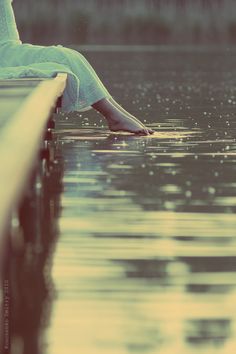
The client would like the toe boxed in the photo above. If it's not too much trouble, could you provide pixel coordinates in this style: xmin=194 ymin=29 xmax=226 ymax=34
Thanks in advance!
xmin=144 ymin=127 xmax=151 ymax=134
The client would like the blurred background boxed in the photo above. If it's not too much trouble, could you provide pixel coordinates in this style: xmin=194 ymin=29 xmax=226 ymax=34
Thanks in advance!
xmin=14 ymin=0 xmax=236 ymax=45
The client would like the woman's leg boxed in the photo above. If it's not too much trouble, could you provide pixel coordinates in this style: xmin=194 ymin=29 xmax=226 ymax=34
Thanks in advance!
xmin=60 ymin=48 xmax=154 ymax=135
xmin=52 ymin=48 xmax=154 ymax=135
xmin=108 ymin=96 xmax=154 ymax=132
xmin=92 ymin=98 xmax=154 ymax=135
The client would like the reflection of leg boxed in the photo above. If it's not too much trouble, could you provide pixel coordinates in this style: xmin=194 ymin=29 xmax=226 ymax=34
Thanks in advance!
xmin=92 ymin=98 xmax=154 ymax=135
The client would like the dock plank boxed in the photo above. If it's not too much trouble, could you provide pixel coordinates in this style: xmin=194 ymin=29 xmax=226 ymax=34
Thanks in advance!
xmin=0 ymin=73 xmax=67 ymax=239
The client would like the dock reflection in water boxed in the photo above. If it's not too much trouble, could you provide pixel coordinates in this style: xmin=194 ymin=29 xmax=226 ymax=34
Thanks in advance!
xmin=10 ymin=48 xmax=236 ymax=354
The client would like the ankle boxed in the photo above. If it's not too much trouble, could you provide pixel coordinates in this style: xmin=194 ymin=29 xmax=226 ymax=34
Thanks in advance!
xmin=92 ymin=98 xmax=116 ymax=119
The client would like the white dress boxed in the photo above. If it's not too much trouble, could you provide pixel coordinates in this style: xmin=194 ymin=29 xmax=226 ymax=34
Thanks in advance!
xmin=0 ymin=0 xmax=111 ymax=112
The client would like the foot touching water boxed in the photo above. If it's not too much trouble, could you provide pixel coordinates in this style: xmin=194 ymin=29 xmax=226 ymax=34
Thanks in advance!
xmin=92 ymin=98 xmax=155 ymax=136
xmin=107 ymin=111 xmax=155 ymax=135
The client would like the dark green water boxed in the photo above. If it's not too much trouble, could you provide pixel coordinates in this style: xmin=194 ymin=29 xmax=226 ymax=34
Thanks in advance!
xmin=8 ymin=47 xmax=236 ymax=354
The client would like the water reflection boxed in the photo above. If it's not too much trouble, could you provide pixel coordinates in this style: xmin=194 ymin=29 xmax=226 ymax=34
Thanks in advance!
xmin=46 ymin=126 xmax=236 ymax=353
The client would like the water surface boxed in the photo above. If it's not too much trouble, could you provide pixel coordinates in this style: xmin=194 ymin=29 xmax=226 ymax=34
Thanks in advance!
xmin=9 ymin=46 xmax=236 ymax=354
xmin=48 ymin=46 xmax=236 ymax=354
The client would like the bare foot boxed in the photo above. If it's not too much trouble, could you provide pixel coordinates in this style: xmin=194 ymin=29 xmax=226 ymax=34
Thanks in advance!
xmin=92 ymin=97 xmax=155 ymax=135
xmin=107 ymin=111 xmax=155 ymax=135
xmin=108 ymin=97 xmax=155 ymax=134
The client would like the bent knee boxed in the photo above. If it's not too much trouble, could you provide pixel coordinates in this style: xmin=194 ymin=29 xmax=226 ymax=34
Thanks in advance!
xmin=41 ymin=46 xmax=67 ymax=63
xmin=42 ymin=45 xmax=87 ymax=65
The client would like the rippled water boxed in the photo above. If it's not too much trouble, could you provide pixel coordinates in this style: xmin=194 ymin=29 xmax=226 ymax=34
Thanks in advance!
xmin=8 ymin=47 xmax=236 ymax=354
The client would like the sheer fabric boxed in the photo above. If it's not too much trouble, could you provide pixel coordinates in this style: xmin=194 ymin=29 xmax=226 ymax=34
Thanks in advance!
xmin=0 ymin=0 xmax=111 ymax=112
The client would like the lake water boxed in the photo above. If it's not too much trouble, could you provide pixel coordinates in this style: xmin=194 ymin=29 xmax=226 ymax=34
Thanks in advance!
xmin=7 ymin=47 xmax=236 ymax=354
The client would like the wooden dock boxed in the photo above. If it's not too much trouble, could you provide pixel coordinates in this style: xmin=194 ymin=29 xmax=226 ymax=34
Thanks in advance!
xmin=0 ymin=74 xmax=67 ymax=352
